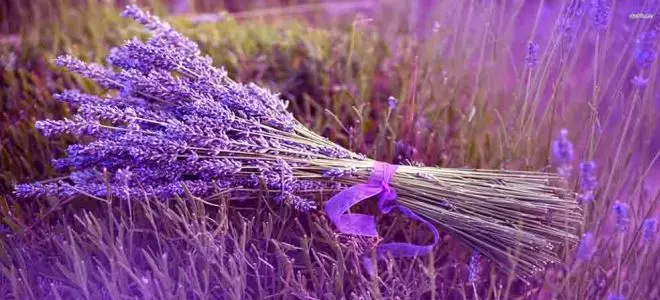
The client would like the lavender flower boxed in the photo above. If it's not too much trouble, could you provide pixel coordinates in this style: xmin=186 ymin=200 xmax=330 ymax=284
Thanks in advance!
xmin=631 ymin=74 xmax=649 ymax=88
xmin=552 ymin=129 xmax=574 ymax=177
xmin=559 ymin=0 xmax=588 ymax=51
xmin=612 ymin=201 xmax=630 ymax=233
xmin=394 ymin=140 xmax=418 ymax=164
xmin=323 ymin=167 xmax=359 ymax=178
xmin=589 ymin=0 xmax=610 ymax=31
xmin=576 ymin=232 xmax=595 ymax=261
xmin=607 ymin=293 xmax=624 ymax=300
xmin=432 ymin=21 xmax=440 ymax=33
xmin=642 ymin=218 xmax=657 ymax=244
xmin=35 ymin=117 xmax=103 ymax=137
xmin=525 ymin=41 xmax=540 ymax=68
xmin=121 ymin=4 xmax=200 ymax=56
xmin=414 ymin=116 xmax=431 ymax=133
xmin=274 ymin=193 xmax=317 ymax=212
xmin=634 ymin=31 xmax=657 ymax=69
xmin=579 ymin=161 xmax=597 ymax=203
xmin=467 ymin=250 xmax=481 ymax=283
xmin=55 ymin=55 xmax=121 ymax=90
xmin=115 ymin=167 xmax=133 ymax=184
xmin=387 ymin=96 xmax=398 ymax=110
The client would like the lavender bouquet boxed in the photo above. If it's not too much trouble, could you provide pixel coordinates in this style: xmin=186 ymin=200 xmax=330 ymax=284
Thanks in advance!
xmin=15 ymin=5 xmax=582 ymax=280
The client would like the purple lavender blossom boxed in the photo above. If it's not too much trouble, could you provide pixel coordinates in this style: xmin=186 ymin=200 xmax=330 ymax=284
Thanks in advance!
xmin=394 ymin=140 xmax=418 ymax=164
xmin=467 ymin=250 xmax=481 ymax=283
xmin=579 ymin=161 xmax=597 ymax=203
xmin=589 ymin=0 xmax=610 ymax=31
xmin=414 ymin=116 xmax=431 ymax=132
xmin=559 ymin=0 xmax=588 ymax=52
xmin=387 ymin=96 xmax=398 ymax=110
xmin=606 ymin=294 xmax=624 ymax=300
xmin=323 ymin=167 xmax=359 ymax=178
xmin=612 ymin=201 xmax=630 ymax=233
xmin=576 ymin=232 xmax=594 ymax=261
xmin=121 ymin=4 xmax=200 ymax=56
xmin=631 ymin=74 xmax=649 ymax=88
xmin=274 ymin=193 xmax=317 ymax=212
xmin=642 ymin=218 xmax=657 ymax=244
xmin=552 ymin=129 xmax=574 ymax=177
xmin=114 ymin=167 xmax=133 ymax=184
xmin=525 ymin=41 xmax=540 ymax=68
xmin=634 ymin=31 xmax=657 ymax=69
xmin=35 ymin=117 xmax=102 ymax=137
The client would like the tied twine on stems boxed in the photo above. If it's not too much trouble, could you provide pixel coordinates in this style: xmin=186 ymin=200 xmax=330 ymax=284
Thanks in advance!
xmin=324 ymin=161 xmax=440 ymax=275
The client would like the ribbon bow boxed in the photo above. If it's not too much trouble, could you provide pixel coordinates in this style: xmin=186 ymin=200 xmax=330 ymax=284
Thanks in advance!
xmin=324 ymin=161 xmax=440 ymax=274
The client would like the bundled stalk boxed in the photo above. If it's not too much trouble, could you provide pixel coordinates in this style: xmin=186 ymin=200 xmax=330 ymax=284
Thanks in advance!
xmin=15 ymin=5 xmax=582 ymax=280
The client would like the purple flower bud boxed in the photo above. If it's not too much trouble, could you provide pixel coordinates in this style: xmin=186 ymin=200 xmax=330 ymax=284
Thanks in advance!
xmin=606 ymin=293 xmax=624 ymax=300
xmin=121 ymin=4 xmax=200 ymax=55
xmin=579 ymin=161 xmax=597 ymax=203
xmin=395 ymin=140 xmax=418 ymax=164
xmin=274 ymin=193 xmax=317 ymax=212
xmin=55 ymin=55 xmax=121 ymax=89
xmin=634 ymin=31 xmax=657 ymax=69
xmin=525 ymin=41 xmax=540 ymax=68
xmin=323 ymin=167 xmax=358 ymax=178
xmin=576 ymin=232 xmax=595 ymax=261
xmin=612 ymin=201 xmax=630 ymax=233
xmin=558 ymin=0 xmax=587 ymax=51
xmin=35 ymin=117 xmax=102 ymax=137
xmin=468 ymin=250 xmax=481 ymax=283
xmin=642 ymin=218 xmax=657 ymax=244
xmin=115 ymin=167 xmax=133 ymax=184
xmin=387 ymin=96 xmax=398 ymax=110
xmin=53 ymin=89 xmax=103 ymax=106
xmin=631 ymin=74 xmax=649 ymax=88
xmin=552 ymin=129 xmax=574 ymax=177
xmin=589 ymin=0 xmax=610 ymax=31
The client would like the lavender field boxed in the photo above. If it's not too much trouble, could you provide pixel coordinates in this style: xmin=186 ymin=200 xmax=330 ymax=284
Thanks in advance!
xmin=0 ymin=0 xmax=658 ymax=299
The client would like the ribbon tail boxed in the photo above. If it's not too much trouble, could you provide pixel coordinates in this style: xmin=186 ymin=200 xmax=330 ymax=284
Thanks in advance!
xmin=372 ymin=205 xmax=440 ymax=260
xmin=325 ymin=184 xmax=383 ymax=237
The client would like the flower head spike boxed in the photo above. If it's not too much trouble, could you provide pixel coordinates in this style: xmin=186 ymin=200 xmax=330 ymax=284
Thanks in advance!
xmin=387 ymin=96 xmax=398 ymax=110
xmin=631 ymin=74 xmax=649 ymax=88
xmin=552 ymin=128 xmax=574 ymax=177
xmin=606 ymin=293 xmax=624 ymax=300
xmin=589 ymin=0 xmax=610 ymax=31
xmin=115 ymin=167 xmax=133 ymax=184
xmin=55 ymin=55 xmax=120 ymax=89
xmin=634 ymin=31 xmax=658 ymax=69
xmin=525 ymin=41 xmax=540 ymax=68
xmin=612 ymin=201 xmax=630 ymax=233
xmin=579 ymin=161 xmax=597 ymax=203
xmin=467 ymin=250 xmax=481 ymax=283
xmin=576 ymin=232 xmax=595 ymax=261
xmin=642 ymin=218 xmax=657 ymax=244
xmin=558 ymin=0 xmax=588 ymax=52
xmin=121 ymin=4 xmax=200 ymax=55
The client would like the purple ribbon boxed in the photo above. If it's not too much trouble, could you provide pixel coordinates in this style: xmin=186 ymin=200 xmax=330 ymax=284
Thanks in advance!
xmin=325 ymin=161 xmax=440 ymax=274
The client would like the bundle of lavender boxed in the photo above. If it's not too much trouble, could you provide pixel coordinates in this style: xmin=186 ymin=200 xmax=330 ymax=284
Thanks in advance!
xmin=15 ymin=5 xmax=581 ymax=280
